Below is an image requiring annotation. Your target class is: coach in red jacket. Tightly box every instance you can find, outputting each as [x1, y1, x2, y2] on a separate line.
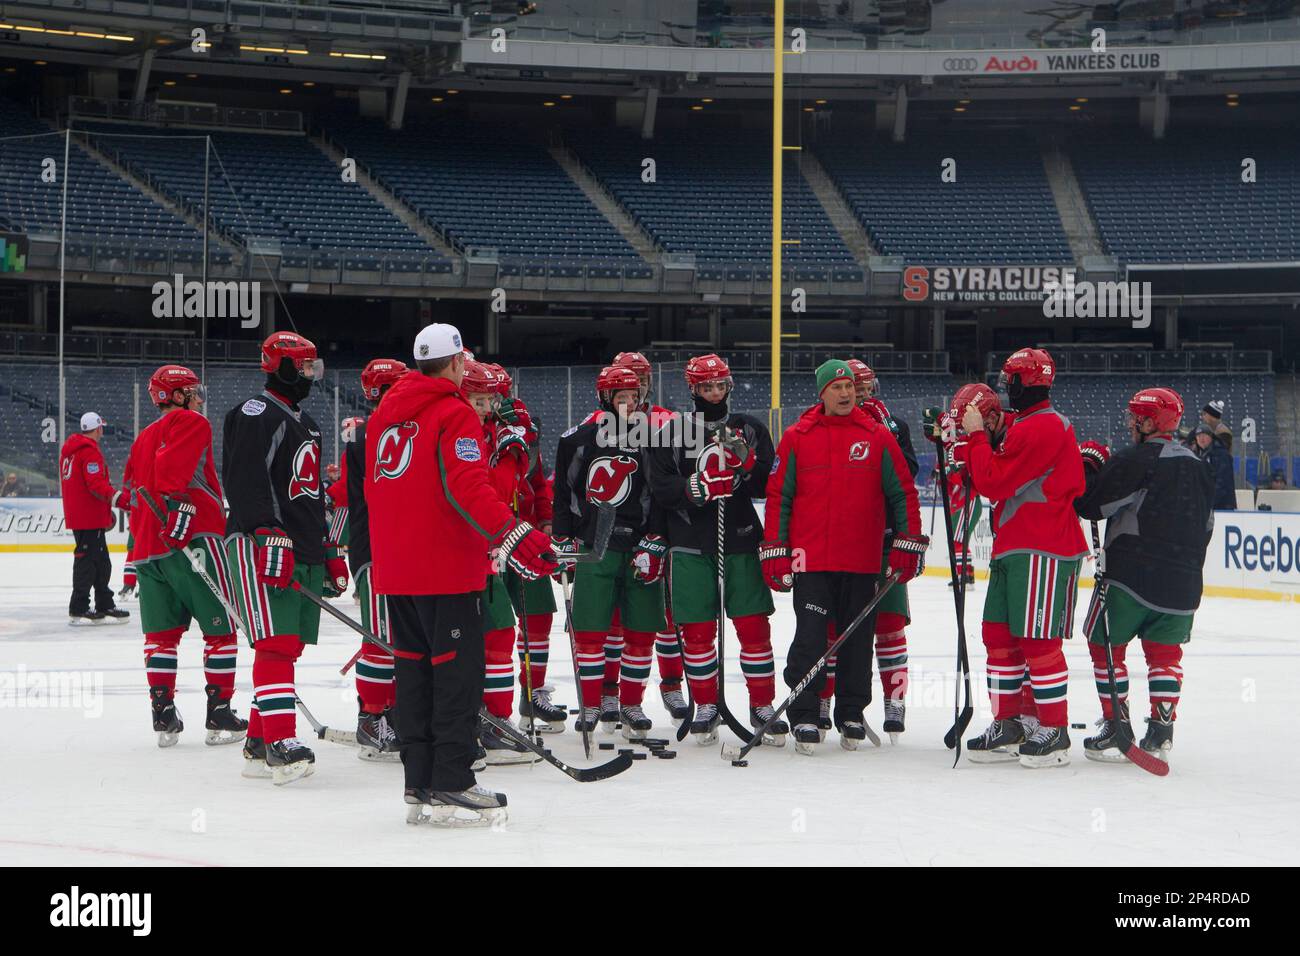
[366, 323, 558, 816]
[761, 361, 926, 750]
[60, 412, 128, 623]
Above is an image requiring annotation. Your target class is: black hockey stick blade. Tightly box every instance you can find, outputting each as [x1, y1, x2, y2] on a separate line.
[480, 709, 633, 782]
[557, 500, 618, 564]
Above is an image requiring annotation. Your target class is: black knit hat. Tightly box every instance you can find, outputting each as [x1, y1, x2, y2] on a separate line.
[1201, 399, 1224, 420]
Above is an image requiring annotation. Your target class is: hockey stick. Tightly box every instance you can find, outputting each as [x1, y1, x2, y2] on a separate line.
[479, 707, 633, 783]
[557, 569, 592, 759]
[929, 434, 974, 763]
[673, 623, 695, 742]
[1090, 521, 1169, 778]
[558, 500, 616, 564]
[723, 571, 899, 764]
[713, 493, 754, 744]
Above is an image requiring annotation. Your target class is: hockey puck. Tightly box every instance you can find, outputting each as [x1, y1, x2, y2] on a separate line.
[643, 738, 670, 746]
[655, 750, 677, 759]
[730, 759, 748, 767]
[568, 709, 581, 716]
[618, 748, 634, 755]
[1070, 722, 1086, 729]
[599, 742, 615, 751]
[631, 753, 648, 761]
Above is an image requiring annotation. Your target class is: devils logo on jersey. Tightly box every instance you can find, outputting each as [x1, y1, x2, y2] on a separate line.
[848, 440, 871, 462]
[288, 440, 321, 500]
[374, 421, 419, 481]
[586, 455, 639, 507]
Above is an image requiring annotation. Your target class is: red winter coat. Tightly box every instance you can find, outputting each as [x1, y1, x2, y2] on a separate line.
[764, 405, 921, 574]
[60, 433, 116, 530]
[125, 409, 225, 564]
[366, 372, 518, 596]
[956, 401, 1088, 560]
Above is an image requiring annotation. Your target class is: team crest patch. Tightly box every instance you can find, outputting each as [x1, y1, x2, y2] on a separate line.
[86, 463, 100, 474]
[241, 399, 266, 416]
[561, 425, 578, 438]
[455, 437, 481, 462]
[770, 455, 780, 474]
[848, 441, 871, 462]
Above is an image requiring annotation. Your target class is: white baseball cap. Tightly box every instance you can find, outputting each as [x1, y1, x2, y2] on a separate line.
[80, 412, 106, 431]
[412, 323, 463, 362]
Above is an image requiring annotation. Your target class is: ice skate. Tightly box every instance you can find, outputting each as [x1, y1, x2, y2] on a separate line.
[690, 703, 720, 745]
[357, 707, 401, 762]
[265, 737, 316, 785]
[150, 686, 183, 748]
[99, 607, 129, 623]
[817, 697, 832, 742]
[1018, 725, 1071, 768]
[204, 684, 247, 745]
[793, 723, 820, 756]
[480, 718, 540, 765]
[68, 610, 105, 626]
[619, 704, 652, 740]
[1083, 715, 1134, 763]
[966, 718, 1025, 763]
[241, 737, 272, 779]
[598, 693, 620, 733]
[749, 705, 787, 747]
[518, 688, 568, 734]
[405, 785, 507, 828]
[574, 706, 601, 735]
[660, 680, 691, 726]
[883, 699, 905, 744]
[1139, 716, 1174, 762]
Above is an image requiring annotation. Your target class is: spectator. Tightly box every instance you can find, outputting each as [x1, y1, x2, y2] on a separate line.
[59, 413, 131, 623]
[1200, 400, 1233, 452]
[1190, 425, 1236, 511]
[0, 472, 23, 497]
[1268, 470, 1289, 491]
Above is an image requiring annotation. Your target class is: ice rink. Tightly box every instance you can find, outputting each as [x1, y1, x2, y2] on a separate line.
[2, 552, 1296, 867]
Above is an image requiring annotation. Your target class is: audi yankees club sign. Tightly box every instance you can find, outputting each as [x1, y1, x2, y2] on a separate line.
[903, 265, 1077, 303]
[940, 51, 1164, 75]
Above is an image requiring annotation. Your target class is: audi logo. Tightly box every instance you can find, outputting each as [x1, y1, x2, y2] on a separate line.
[942, 58, 979, 72]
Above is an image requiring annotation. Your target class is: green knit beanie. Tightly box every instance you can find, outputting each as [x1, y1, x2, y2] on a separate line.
[815, 359, 854, 396]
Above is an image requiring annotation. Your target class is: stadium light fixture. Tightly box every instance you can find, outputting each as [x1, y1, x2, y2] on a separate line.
[953, 107, 966, 112]
[446, 89, 460, 94]
[560, 94, 573, 100]
[1076, 97, 1089, 103]
[1226, 101, 1239, 108]
[815, 99, 827, 104]
[543, 100, 555, 107]
[431, 96, 444, 103]
[0, 22, 134, 42]
[701, 97, 713, 103]
[330, 51, 387, 60]
[691, 105, 704, 111]
[163, 80, 176, 86]
[802, 106, 813, 112]
[279, 88, 292, 94]
[303, 82, 315, 88]
[34, 60, 47, 66]
[1069, 105, 1081, 111]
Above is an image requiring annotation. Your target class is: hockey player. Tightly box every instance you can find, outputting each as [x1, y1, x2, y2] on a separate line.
[956, 347, 1087, 768]
[1074, 388, 1212, 763]
[762, 360, 927, 755]
[326, 357, 407, 760]
[554, 364, 668, 738]
[462, 360, 539, 765]
[223, 332, 342, 785]
[125, 364, 246, 749]
[60, 411, 129, 624]
[940, 383, 998, 589]
[366, 323, 557, 826]
[646, 353, 782, 743]
[483, 365, 569, 733]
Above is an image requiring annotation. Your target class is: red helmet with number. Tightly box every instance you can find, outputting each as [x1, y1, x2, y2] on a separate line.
[461, 360, 498, 395]
[998, 347, 1055, 389]
[148, 364, 201, 408]
[596, 365, 641, 407]
[846, 359, 878, 396]
[1128, 387, 1184, 434]
[684, 353, 733, 391]
[948, 382, 1001, 422]
[612, 351, 651, 378]
[484, 363, 512, 398]
[261, 331, 322, 380]
[360, 358, 407, 401]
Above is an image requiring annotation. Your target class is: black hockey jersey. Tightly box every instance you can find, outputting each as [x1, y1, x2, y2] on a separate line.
[645, 412, 774, 555]
[222, 389, 327, 565]
[344, 420, 370, 574]
[1074, 436, 1214, 613]
[553, 414, 662, 552]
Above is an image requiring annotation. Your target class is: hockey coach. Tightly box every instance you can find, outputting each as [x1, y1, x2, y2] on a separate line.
[366, 323, 559, 815]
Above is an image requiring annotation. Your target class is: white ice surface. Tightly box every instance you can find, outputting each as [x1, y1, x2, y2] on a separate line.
[1, 553, 1296, 867]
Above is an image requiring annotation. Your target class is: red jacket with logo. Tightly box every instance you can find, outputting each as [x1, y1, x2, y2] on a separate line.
[125, 409, 225, 564]
[366, 373, 518, 596]
[764, 405, 921, 574]
[955, 401, 1088, 560]
[60, 433, 116, 530]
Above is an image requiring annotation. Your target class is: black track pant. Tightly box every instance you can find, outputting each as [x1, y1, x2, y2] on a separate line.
[70, 528, 114, 615]
[784, 571, 880, 729]
[388, 591, 485, 794]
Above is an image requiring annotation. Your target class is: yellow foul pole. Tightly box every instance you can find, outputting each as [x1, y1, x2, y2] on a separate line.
[770, 0, 785, 436]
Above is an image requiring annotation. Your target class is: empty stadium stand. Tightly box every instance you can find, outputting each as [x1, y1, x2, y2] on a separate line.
[815, 134, 1073, 264]
[1069, 131, 1300, 263]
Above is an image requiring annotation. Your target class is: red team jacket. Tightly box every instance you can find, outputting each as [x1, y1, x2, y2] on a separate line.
[764, 404, 922, 574]
[59, 433, 116, 530]
[955, 401, 1087, 560]
[365, 373, 518, 596]
[124, 409, 226, 564]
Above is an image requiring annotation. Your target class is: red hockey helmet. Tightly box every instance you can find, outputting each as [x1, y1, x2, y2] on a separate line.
[846, 359, 878, 397]
[998, 347, 1055, 389]
[360, 358, 407, 401]
[484, 363, 512, 398]
[1128, 387, 1184, 435]
[261, 331, 322, 380]
[612, 351, 651, 378]
[597, 365, 641, 407]
[948, 382, 1001, 422]
[684, 353, 733, 392]
[148, 364, 202, 408]
[461, 360, 498, 395]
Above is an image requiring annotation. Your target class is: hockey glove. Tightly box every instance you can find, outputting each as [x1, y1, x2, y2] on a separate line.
[888, 533, 929, 585]
[860, 397, 891, 426]
[162, 494, 198, 548]
[497, 398, 532, 433]
[632, 533, 668, 584]
[253, 527, 295, 589]
[549, 535, 580, 580]
[921, 406, 944, 443]
[324, 544, 349, 597]
[1079, 440, 1110, 473]
[687, 465, 735, 505]
[500, 521, 559, 581]
[760, 542, 794, 592]
[113, 487, 132, 511]
[494, 425, 529, 466]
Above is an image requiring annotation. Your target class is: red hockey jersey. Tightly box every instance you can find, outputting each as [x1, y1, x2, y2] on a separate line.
[125, 409, 225, 564]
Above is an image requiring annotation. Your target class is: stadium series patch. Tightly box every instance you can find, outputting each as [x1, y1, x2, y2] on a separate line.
[454, 437, 481, 462]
